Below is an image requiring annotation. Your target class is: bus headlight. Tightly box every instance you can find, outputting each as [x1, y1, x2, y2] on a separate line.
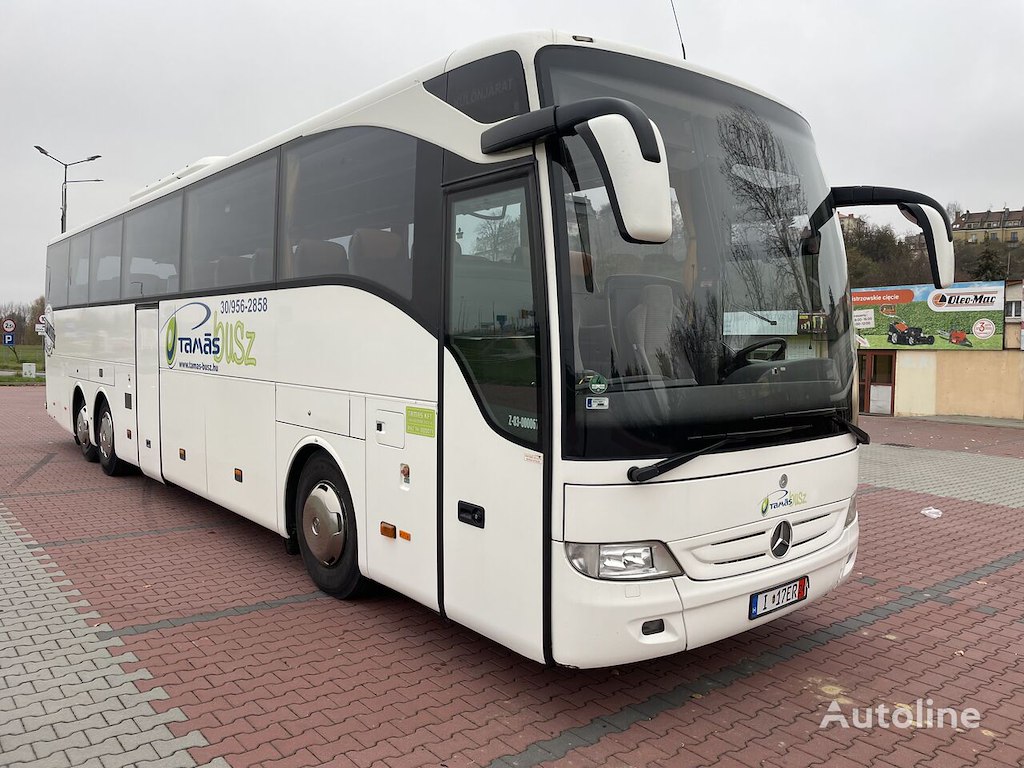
[565, 541, 683, 580]
[844, 494, 858, 527]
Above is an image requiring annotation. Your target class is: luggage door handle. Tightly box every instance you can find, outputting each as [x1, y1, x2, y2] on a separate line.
[457, 501, 485, 529]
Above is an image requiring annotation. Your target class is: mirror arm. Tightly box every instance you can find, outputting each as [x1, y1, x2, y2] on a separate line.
[480, 97, 661, 162]
[830, 186, 953, 240]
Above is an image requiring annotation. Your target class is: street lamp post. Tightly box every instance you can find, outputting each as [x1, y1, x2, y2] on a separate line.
[34, 146, 102, 233]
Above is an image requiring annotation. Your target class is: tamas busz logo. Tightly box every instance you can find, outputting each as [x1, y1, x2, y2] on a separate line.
[162, 301, 257, 372]
[760, 474, 808, 516]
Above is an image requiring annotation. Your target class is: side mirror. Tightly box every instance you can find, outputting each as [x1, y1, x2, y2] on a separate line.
[480, 97, 672, 245]
[829, 186, 956, 289]
[898, 203, 955, 288]
[575, 115, 671, 244]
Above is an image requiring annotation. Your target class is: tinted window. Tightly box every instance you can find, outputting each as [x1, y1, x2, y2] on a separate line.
[281, 127, 416, 299]
[46, 240, 70, 308]
[426, 51, 529, 123]
[68, 233, 91, 305]
[448, 181, 540, 445]
[89, 218, 122, 303]
[183, 154, 277, 291]
[123, 195, 182, 299]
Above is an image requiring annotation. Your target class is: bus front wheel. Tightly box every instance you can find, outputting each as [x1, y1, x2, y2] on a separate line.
[295, 452, 367, 598]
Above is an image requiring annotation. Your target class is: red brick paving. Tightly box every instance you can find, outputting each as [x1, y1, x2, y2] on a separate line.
[861, 415, 1024, 459]
[2, 386, 1023, 767]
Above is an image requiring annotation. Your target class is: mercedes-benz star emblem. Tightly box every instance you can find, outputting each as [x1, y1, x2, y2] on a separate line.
[779, 474, 788, 489]
[770, 520, 793, 558]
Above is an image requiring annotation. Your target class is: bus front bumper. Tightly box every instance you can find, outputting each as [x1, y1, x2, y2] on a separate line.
[551, 521, 859, 668]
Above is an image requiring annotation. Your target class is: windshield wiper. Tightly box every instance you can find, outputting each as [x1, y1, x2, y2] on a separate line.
[832, 412, 870, 445]
[763, 407, 870, 445]
[626, 425, 808, 483]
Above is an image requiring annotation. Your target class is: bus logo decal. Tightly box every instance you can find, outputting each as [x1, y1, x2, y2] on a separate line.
[161, 302, 215, 370]
[165, 316, 177, 366]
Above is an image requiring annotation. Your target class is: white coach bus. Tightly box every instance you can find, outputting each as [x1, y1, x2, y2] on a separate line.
[43, 32, 954, 668]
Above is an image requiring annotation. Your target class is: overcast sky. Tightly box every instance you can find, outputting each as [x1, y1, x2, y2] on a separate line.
[2, 0, 1022, 303]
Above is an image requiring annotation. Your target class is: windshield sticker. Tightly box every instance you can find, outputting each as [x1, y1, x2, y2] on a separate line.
[585, 396, 609, 410]
[587, 373, 608, 394]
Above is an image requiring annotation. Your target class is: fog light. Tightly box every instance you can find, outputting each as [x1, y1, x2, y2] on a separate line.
[641, 619, 665, 636]
[844, 494, 858, 527]
[565, 541, 682, 580]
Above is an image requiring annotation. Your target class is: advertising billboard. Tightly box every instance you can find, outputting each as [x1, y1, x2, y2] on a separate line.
[852, 282, 1004, 351]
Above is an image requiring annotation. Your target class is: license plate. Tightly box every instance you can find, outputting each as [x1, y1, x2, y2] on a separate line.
[749, 576, 809, 619]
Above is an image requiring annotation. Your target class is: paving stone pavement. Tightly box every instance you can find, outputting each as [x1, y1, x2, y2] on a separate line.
[859, 444, 1024, 508]
[0, 502, 229, 768]
[2, 386, 1023, 768]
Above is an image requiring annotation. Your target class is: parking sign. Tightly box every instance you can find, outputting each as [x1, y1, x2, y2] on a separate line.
[2, 333, 14, 346]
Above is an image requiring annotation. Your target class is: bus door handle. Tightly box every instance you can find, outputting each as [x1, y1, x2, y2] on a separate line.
[457, 501, 485, 529]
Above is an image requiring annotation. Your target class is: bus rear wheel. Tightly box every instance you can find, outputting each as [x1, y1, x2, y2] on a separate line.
[96, 401, 124, 476]
[75, 401, 99, 462]
[295, 452, 367, 598]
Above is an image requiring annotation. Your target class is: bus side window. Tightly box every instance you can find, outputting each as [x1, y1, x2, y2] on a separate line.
[280, 127, 416, 301]
[46, 240, 70, 309]
[68, 232, 91, 305]
[123, 194, 182, 299]
[183, 153, 277, 291]
[89, 217, 123, 303]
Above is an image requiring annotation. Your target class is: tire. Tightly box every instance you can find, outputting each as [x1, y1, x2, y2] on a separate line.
[889, 333, 898, 344]
[907, 335, 916, 346]
[75, 399, 99, 462]
[96, 401, 124, 476]
[295, 452, 367, 598]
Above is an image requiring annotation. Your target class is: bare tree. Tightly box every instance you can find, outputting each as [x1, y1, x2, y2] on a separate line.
[716, 107, 812, 311]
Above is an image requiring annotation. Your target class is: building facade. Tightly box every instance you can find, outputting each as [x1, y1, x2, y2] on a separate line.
[951, 207, 1024, 246]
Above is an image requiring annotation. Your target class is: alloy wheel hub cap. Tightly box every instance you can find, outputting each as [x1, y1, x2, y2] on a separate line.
[76, 409, 90, 445]
[302, 482, 346, 566]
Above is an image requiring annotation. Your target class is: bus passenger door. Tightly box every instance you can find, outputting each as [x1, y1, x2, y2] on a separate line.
[134, 307, 163, 481]
[441, 175, 548, 663]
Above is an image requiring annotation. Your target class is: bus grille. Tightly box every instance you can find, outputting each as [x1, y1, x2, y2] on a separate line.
[668, 501, 847, 581]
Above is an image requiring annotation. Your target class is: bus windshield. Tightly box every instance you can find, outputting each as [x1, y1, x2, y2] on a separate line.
[538, 47, 856, 459]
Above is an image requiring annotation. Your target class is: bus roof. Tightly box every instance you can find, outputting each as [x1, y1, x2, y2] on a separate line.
[49, 30, 802, 246]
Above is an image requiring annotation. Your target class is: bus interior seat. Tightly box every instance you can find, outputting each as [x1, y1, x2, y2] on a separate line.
[252, 248, 274, 283]
[623, 284, 695, 381]
[350, 228, 409, 295]
[215, 253, 253, 287]
[294, 239, 349, 277]
[189, 260, 216, 290]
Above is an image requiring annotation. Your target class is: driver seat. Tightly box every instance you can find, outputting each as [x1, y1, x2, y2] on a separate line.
[624, 284, 695, 381]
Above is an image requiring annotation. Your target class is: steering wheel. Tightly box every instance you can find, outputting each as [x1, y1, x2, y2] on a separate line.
[723, 337, 787, 377]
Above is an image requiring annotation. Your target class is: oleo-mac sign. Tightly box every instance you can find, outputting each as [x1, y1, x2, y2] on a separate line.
[851, 282, 1004, 351]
